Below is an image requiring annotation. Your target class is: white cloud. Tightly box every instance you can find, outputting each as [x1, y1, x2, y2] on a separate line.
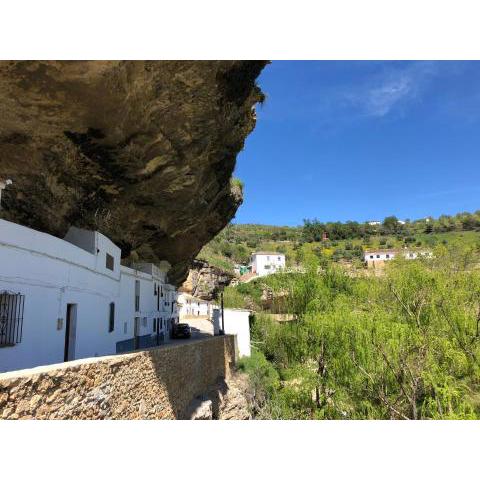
[343, 62, 438, 118]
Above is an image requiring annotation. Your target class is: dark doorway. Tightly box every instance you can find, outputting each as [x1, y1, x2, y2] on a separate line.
[64, 303, 77, 361]
[134, 316, 140, 349]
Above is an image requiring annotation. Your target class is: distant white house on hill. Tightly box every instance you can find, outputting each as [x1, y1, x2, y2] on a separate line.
[364, 249, 432, 268]
[250, 251, 285, 277]
[367, 219, 406, 226]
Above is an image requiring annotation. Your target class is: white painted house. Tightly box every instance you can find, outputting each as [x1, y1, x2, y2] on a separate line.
[250, 252, 285, 277]
[0, 219, 179, 373]
[177, 293, 212, 319]
[364, 249, 432, 267]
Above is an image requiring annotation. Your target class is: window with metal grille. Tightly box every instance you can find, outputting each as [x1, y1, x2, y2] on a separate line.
[106, 253, 114, 271]
[108, 302, 115, 332]
[0, 292, 25, 347]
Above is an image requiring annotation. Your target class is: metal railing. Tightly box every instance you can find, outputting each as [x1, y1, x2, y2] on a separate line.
[0, 291, 25, 347]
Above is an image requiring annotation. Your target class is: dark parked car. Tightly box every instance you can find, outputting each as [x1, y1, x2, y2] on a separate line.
[172, 323, 191, 339]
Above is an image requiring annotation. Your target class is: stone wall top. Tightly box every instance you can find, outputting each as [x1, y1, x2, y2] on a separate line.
[0, 335, 237, 419]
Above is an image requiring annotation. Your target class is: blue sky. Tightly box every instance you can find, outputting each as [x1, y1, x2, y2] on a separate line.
[233, 61, 480, 226]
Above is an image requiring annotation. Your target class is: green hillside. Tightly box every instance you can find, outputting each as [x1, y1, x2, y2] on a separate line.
[198, 210, 480, 419]
[197, 211, 480, 273]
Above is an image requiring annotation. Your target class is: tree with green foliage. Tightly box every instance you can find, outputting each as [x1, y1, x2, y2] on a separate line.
[382, 215, 400, 234]
[238, 244, 480, 419]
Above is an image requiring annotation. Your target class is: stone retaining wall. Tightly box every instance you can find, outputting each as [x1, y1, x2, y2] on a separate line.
[0, 335, 237, 419]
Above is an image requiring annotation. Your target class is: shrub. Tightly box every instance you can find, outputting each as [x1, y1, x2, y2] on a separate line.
[238, 349, 280, 415]
[243, 245, 480, 419]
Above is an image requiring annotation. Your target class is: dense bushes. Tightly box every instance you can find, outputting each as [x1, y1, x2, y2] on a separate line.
[242, 247, 480, 419]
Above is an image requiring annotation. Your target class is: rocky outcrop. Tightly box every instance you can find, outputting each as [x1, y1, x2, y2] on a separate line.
[180, 259, 234, 300]
[217, 373, 251, 420]
[0, 61, 266, 284]
[187, 373, 251, 420]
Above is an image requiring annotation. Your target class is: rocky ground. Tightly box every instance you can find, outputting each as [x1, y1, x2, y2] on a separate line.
[187, 372, 252, 420]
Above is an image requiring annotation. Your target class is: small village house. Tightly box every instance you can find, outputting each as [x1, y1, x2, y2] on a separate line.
[178, 293, 212, 319]
[249, 251, 286, 277]
[364, 249, 432, 268]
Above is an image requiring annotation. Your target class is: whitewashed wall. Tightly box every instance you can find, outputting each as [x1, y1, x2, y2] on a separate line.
[251, 253, 285, 276]
[178, 293, 211, 318]
[0, 219, 177, 373]
[212, 308, 251, 358]
[364, 250, 432, 262]
[364, 251, 397, 261]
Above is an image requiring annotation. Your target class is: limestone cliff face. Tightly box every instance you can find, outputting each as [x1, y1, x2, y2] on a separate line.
[180, 259, 234, 300]
[0, 61, 266, 284]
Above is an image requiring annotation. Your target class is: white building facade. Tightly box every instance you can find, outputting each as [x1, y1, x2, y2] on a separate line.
[0, 219, 178, 373]
[250, 252, 286, 277]
[178, 293, 212, 320]
[364, 249, 432, 267]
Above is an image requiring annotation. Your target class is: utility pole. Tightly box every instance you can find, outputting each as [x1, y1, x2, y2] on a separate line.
[220, 290, 225, 335]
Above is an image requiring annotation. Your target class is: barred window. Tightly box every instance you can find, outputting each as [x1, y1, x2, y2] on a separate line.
[0, 292, 24, 347]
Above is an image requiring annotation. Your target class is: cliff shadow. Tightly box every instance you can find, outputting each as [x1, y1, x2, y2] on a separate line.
[142, 335, 234, 419]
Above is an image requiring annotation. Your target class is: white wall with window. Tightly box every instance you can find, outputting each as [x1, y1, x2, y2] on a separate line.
[364, 250, 433, 264]
[250, 252, 286, 277]
[178, 293, 211, 319]
[0, 218, 178, 373]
